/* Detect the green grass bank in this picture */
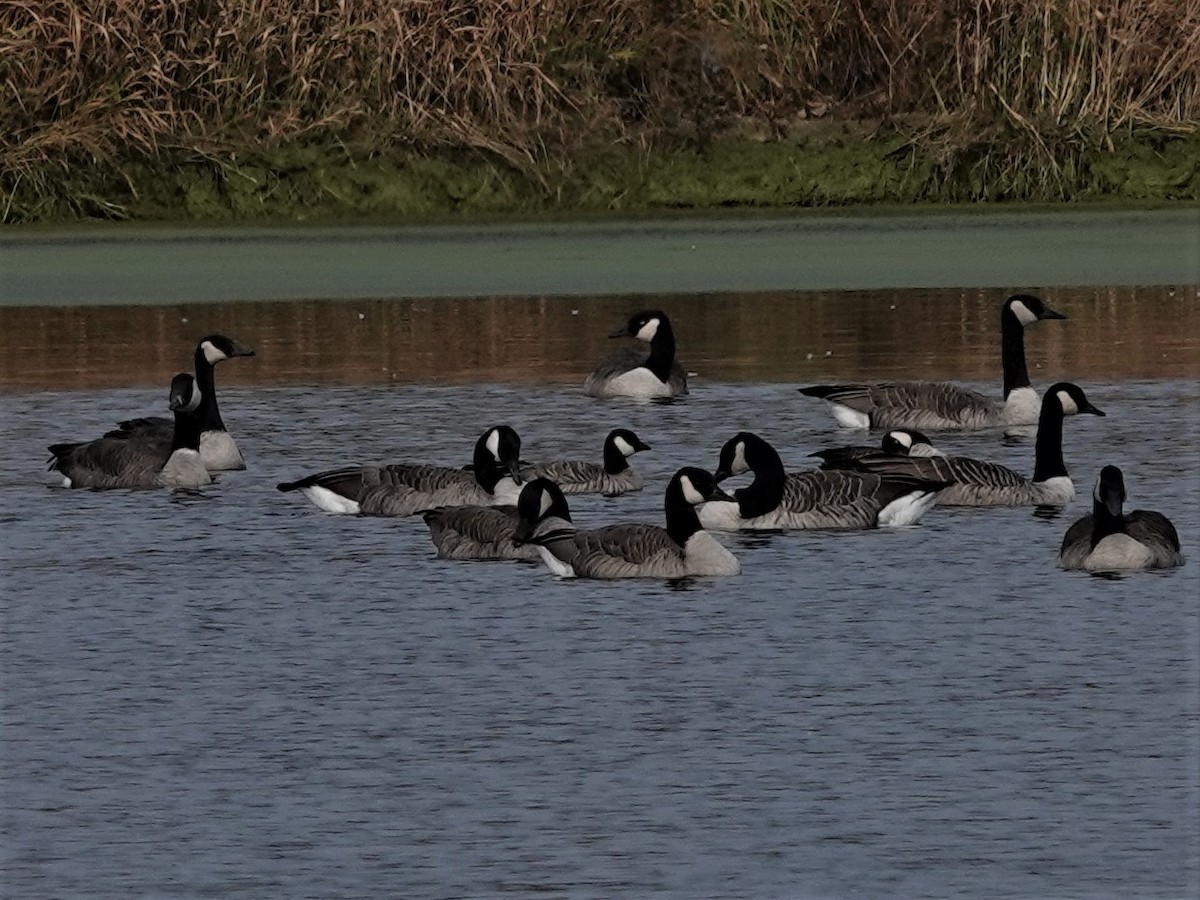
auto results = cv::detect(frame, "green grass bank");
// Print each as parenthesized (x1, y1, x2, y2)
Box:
(4, 1, 1198, 224)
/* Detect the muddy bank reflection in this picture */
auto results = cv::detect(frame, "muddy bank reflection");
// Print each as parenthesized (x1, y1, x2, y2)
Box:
(1, 286, 1196, 391)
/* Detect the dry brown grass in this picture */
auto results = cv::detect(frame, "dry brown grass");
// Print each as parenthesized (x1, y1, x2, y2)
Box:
(3, 0, 1197, 219)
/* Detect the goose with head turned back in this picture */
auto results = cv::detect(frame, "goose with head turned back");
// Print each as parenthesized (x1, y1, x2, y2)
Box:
(422, 504, 539, 561)
(810, 428, 943, 469)
(521, 428, 651, 495)
(277, 425, 524, 516)
(514, 470, 740, 578)
(107, 333, 256, 470)
(698, 432, 951, 531)
(798, 294, 1066, 429)
(826, 383, 1105, 507)
(48, 373, 211, 490)
(584, 310, 688, 399)
(1059, 466, 1184, 571)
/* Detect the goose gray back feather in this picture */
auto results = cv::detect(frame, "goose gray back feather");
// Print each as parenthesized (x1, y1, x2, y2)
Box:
(277, 426, 524, 516)
(799, 294, 1065, 430)
(516, 471, 739, 578)
(104, 334, 254, 471)
(423, 505, 538, 560)
(1059, 466, 1184, 571)
(584, 311, 688, 399)
(839, 383, 1105, 507)
(48, 373, 210, 490)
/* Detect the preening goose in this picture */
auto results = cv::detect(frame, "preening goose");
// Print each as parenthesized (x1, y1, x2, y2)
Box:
(422, 504, 538, 561)
(697, 432, 950, 531)
(277, 425, 523, 515)
(48, 373, 211, 490)
(583, 310, 688, 399)
(513, 470, 740, 578)
(810, 429, 942, 469)
(107, 334, 256, 470)
(798, 294, 1066, 429)
(521, 428, 651, 495)
(1059, 466, 1184, 571)
(826, 382, 1105, 507)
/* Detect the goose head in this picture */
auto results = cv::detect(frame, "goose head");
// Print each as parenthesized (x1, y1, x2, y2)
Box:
(514, 478, 572, 544)
(1095, 465, 1127, 518)
(714, 432, 782, 482)
(1044, 382, 1105, 418)
(198, 334, 256, 366)
(473, 425, 524, 486)
(609, 310, 672, 343)
(1004, 294, 1067, 327)
(167, 373, 203, 413)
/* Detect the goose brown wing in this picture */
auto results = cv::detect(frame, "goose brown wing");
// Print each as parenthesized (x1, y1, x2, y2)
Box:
(48, 436, 170, 488)
(1058, 514, 1096, 567)
(802, 381, 996, 427)
(1126, 510, 1183, 556)
(423, 505, 534, 559)
(555, 524, 685, 578)
(586, 347, 647, 382)
(523, 460, 604, 491)
(106, 416, 173, 445)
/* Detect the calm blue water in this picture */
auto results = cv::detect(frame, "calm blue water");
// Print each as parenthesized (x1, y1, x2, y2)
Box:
(2, 376, 1198, 898)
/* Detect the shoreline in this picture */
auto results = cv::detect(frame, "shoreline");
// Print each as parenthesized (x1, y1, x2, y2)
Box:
(3, 208, 1198, 307)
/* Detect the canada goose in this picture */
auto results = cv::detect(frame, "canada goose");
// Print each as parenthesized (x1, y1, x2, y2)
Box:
(798, 294, 1066, 429)
(828, 383, 1105, 507)
(48, 373, 211, 490)
(1059, 466, 1184, 571)
(277, 425, 523, 515)
(583, 310, 688, 399)
(422, 505, 538, 561)
(810, 429, 943, 469)
(106, 334, 256, 470)
(697, 432, 951, 531)
(522, 428, 651, 495)
(513, 470, 740, 578)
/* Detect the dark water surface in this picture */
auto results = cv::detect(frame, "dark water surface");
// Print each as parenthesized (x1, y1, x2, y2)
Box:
(2, 289, 1198, 898)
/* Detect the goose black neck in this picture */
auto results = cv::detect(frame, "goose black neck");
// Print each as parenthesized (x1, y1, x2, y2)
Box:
(664, 481, 703, 546)
(1089, 495, 1126, 550)
(644, 323, 676, 382)
(735, 443, 787, 519)
(471, 457, 506, 493)
(193, 347, 226, 431)
(1000, 308, 1032, 399)
(1032, 400, 1068, 482)
(171, 408, 204, 453)
(602, 441, 631, 474)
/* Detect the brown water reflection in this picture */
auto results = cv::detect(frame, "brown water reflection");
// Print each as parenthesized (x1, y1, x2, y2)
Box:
(1, 287, 1196, 391)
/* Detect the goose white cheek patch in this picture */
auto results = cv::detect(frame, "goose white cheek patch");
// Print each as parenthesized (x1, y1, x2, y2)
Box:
(1056, 390, 1078, 414)
(486, 429, 501, 461)
(201, 340, 227, 364)
(731, 441, 748, 476)
(680, 476, 706, 506)
(635, 318, 660, 341)
(539, 489, 554, 518)
(613, 436, 635, 457)
(1010, 300, 1037, 326)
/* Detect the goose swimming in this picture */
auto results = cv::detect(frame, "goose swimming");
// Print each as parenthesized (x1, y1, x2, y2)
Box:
(583, 310, 688, 399)
(798, 294, 1066, 429)
(48, 373, 211, 490)
(514, 470, 740, 578)
(522, 428, 651, 495)
(698, 431, 950, 531)
(106, 334, 256, 470)
(824, 383, 1105, 507)
(277, 425, 523, 516)
(1059, 466, 1184, 571)
(810, 428, 943, 469)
